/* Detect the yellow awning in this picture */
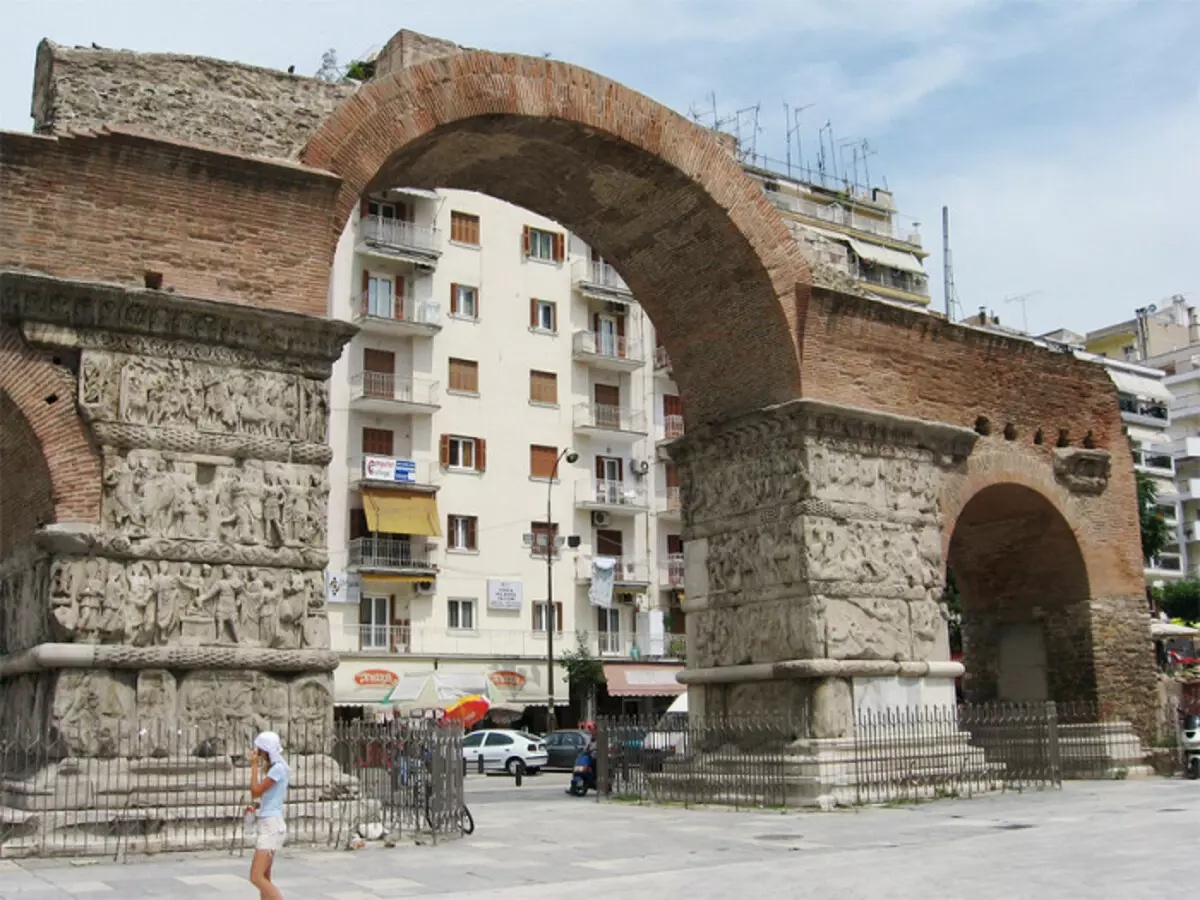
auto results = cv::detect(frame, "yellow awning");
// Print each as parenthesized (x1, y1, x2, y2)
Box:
(361, 573, 431, 584)
(361, 489, 442, 536)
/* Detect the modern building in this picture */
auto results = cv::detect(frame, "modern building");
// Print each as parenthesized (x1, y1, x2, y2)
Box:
(320, 155, 931, 725)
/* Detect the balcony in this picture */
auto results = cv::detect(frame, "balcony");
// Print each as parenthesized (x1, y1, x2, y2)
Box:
(854, 264, 930, 299)
(660, 553, 684, 588)
(357, 215, 441, 266)
(348, 455, 437, 492)
(654, 346, 673, 376)
(1119, 395, 1169, 428)
(1146, 553, 1184, 577)
(1133, 448, 1175, 476)
(658, 485, 682, 518)
(575, 479, 648, 514)
(1187, 521, 1200, 543)
(341, 624, 563, 657)
(1183, 479, 1200, 501)
(1179, 437, 1200, 460)
(573, 259, 632, 302)
(657, 415, 685, 445)
(349, 372, 440, 416)
(349, 536, 437, 576)
(591, 631, 687, 660)
(573, 403, 648, 439)
(764, 191, 922, 247)
(571, 331, 645, 371)
(352, 291, 441, 338)
(575, 555, 652, 587)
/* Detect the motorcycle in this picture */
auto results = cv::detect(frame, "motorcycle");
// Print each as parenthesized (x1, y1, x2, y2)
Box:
(1182, 714, 1200, 780)
(567, 747, 597, 796)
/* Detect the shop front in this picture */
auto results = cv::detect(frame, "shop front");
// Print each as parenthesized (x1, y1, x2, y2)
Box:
(600, 663, 685, 717)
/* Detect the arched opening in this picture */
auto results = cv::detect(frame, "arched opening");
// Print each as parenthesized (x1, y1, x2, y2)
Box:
(0, 391, 55, 558)
(302, 52, 809, 426)
(947, 483, 1097, 705)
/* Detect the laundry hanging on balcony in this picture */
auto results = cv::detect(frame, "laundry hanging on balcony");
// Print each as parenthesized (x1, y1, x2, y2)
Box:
(361, 489, 442, 536)
(589, 557, 617, 608)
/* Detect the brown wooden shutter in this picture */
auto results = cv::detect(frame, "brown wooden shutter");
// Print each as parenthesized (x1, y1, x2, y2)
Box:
(362, 269, 370, 295)
(362, 428, 394, 455)
(360, 196, 370, 218)
(665, 462, 680, 488)
(522, 226, 531, 256)
(552, 233, 564, 261)
(360, 270, 370, 316)
(616, 458, 624, 480)
(394, 276, 404, 319)
(476, 438, 487, 472)
(530, 298, 538, 327)
(467, 517, 477, 550)
(447, 514, 454, 542)
(532, 603, 537, 630)
(667, 534, 683, 555)
(595, 456, 604, 479)
(592, 313, 600, 335)
(449, 283, 458, 314)
(363, 349, 395, 375)
(617, 316, 626, 357)
(664, 394, 683, 417)
(440, 434, 451, 467)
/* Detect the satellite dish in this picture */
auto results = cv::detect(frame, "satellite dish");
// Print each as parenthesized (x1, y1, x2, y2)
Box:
(1148, 304, 1158, 313)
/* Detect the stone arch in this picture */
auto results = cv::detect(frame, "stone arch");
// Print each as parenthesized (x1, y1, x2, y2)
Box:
(0, 324, 102, 548)
(946, 478, 1098, 706)
(301, 47, 809, 425)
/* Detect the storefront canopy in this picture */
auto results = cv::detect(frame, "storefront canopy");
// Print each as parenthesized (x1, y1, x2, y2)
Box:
(1104, 367, 1173, 403)
(603, 664, 685, 697)
(361, 489, 441, 536)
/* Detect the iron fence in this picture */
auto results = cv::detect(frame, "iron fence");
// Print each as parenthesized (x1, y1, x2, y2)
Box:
(0, 718, 465, 860)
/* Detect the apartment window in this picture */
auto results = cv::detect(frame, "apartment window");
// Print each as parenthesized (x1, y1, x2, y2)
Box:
(365, 198, 412, 222)
(529, 298, 557, 332)
(531, 520, 559, 558)
(450, 283, 479, 319)
(529, 370, 558, 405)
(448, 598, 476, 631)
(361, 272, 397, 318)
(440, 434, 486, 472)
(530, 445, 559, 480)
(449, 358, 479, 394)
(532, 601, 564, 633)
(597, 607, 621, 654)
(450, 211, 480, 245)
(360, 595, 390, 650)
(448, 514, 478, 552)
(361, 428, 394, 456)
(523, 226, 564, 262)
(361, 348, 395, 398)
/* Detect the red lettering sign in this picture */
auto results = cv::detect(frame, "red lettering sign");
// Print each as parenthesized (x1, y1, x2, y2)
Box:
(355, 669, 399, 688)
(489, 670, 527, 690)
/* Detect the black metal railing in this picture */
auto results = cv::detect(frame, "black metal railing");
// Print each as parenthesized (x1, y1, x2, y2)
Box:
(0, 718, 465, 860)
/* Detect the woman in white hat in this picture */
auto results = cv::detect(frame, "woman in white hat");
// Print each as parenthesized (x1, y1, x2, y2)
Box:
(247, 731, 290, 899)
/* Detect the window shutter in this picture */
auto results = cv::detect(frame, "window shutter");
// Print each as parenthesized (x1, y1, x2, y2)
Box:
(592, 313, 600, 335)
(616, 458, 624, 481)
(595, 456, 604, 479)
(556, 602, 564, 632)
(530, 298, 538, 327)
(617, 316, 626, 357)
(440, 434, 451, 467)
(447, 514, 454, 543)
(467, 517, 477, 550)
(522, 226, 531, 256)
(450, 283, 459, 314)
(476, 438, 487, 472)
(394, 277, 404, 319)
(360, 196, 370, 218)
(362, 269, 370, 295)
(553, 233, 564, 261)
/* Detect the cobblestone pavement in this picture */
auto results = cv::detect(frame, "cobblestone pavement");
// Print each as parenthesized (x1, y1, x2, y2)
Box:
(3, 774, 1197, 899)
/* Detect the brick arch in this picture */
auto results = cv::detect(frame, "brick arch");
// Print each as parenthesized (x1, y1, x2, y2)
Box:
(301, 49, 809, 425)
(0, 324, 102, 546)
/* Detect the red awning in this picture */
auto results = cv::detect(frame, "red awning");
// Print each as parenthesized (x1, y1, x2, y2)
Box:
(603, 664, 685, 697)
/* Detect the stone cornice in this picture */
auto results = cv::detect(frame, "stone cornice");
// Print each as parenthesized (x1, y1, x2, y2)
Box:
(0, 271, 356, 370)
(670, 397, 979, 463)
(34, 526, 327, 570)
(0, 643, 339, 677)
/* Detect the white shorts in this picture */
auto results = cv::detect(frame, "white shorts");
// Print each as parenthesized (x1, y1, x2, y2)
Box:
(255, 816, 287, 853)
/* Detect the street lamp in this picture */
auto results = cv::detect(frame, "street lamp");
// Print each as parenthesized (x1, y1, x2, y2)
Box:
(545, 448, 578, 732)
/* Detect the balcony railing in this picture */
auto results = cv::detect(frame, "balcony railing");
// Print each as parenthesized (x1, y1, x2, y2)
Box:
(572, 331, 644, 364)
(341, 624, 565, 657)
(654, 346, 672, 371)
(1119, 396, 1168, 421)
(854, 264, 930, 298)
(659, 415, 685, 442)
(574, 259, 631, 294)
(576, 555, 651, 584)
(574, 403, 647, 434)
(349, 536, 436, 573)
(359, 215, 440, 255)
(1148, 553, 1183, 573)
(591, 631, 687, 660)
(577, 479, 648, 509)
(349, 455, 435, 487)
(348, 623, 413, 654)
(765, 191, 922, 247)
(355, 291, 441, 328)
(350, 372, 440, 407)
(1133, 448, 1175, 474)
(661, 553, 684, 587)
(659, 485, 682, 514)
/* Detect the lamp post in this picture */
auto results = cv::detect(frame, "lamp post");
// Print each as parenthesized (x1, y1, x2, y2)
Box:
(545, 448, 578, 732)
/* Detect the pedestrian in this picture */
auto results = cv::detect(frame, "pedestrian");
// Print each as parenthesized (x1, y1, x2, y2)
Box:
(247, 731, 290, 900)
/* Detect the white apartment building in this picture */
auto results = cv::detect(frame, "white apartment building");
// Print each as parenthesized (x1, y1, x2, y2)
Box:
(320, 157, 931, 726)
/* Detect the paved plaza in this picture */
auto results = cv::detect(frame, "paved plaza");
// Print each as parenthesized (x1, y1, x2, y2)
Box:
(1, 773, 1196, 899)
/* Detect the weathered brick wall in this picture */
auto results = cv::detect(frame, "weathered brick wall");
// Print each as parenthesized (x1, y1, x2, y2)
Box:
(0, 392, 55, 558)
(32, 40, 354, 160)
(0, 129, 341, 316)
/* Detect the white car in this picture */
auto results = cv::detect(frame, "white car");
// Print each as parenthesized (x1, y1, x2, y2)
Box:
(462, 729, 548, 775)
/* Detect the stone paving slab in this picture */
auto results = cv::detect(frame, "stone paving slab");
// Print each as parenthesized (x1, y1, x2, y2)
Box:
(2, 776, 1197, 898)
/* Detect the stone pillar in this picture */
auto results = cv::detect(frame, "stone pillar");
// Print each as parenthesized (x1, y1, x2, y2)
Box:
(0, 275, 355, 754)
(673, 399, 976, 731)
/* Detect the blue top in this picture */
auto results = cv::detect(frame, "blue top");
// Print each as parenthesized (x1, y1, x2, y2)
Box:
(258, 761, 289, 819)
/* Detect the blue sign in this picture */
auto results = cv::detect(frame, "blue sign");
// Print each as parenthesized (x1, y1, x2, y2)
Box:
(393, 459, 417, 484)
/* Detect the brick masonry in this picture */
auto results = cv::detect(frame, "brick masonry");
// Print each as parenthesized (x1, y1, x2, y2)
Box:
(0, 29, 1158, 734)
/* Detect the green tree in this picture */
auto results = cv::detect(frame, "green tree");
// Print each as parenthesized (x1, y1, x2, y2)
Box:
(941, 569, 963, 655)
(559, 633, 605, 690)
(1137, 470, 1171, 563)
(1156, 579, 1200, 624)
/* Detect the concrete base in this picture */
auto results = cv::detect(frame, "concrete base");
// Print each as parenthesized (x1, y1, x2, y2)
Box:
(0, 754, 378, 858)
(1059, 721, 1153, 779)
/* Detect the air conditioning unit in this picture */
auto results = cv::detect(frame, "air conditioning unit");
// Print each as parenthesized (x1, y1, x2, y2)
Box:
(630, 459, 650, 476)
(415, 581, 436, 596)
(591, 511, 612, 527)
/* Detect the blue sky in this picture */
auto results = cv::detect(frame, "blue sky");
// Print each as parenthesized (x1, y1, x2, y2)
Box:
(2, 0, 1197, 336)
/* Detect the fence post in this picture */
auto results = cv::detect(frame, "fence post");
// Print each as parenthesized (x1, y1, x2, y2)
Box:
(1046, 701, 1061, 787)
(595, 719, 608, 799)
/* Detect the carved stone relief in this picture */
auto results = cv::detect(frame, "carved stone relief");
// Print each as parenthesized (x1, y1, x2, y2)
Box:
(0, 556, 50, 654)
(288, 674, 334, 753)
(100, 450, 327, 549)
(1052, 447, 1111, 495)
(50, 670, 137, 756)
(78, 351, 329, 444)
(45, 557, 327, 651)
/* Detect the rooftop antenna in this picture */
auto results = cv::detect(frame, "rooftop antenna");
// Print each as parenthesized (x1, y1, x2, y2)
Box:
(784, 102, 815, 180)
(734, 104, 762, 165)
(859, 139, 877, 192)
(1002, 290, 1042, 334)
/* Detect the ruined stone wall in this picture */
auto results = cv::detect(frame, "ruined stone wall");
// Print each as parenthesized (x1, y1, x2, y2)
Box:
(0, 392, 56, 560)
(31, 40, 354, 160)
(0, 130, 340, 317)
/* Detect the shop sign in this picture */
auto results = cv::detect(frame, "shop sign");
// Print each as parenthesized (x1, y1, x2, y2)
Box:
(489, 670, 527, 690)
(354, 669, 399, 688)
(364, 455, 417, 484)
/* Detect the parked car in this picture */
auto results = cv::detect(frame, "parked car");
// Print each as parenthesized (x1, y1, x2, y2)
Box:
(461, 729, 548, 775)
(543, 729, 592, 770)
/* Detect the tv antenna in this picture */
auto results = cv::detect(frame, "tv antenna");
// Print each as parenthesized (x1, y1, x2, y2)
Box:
(783, 102, 815, 179)
(1002, 290, 1042, 334)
